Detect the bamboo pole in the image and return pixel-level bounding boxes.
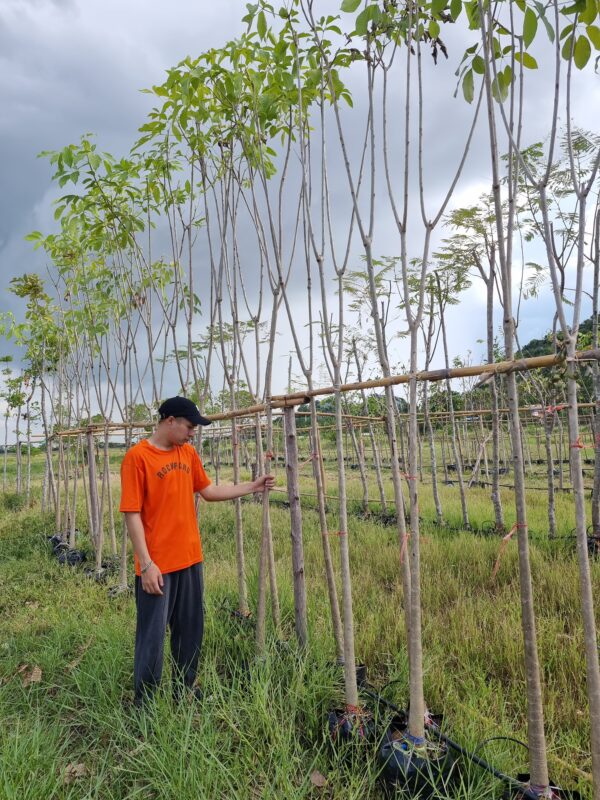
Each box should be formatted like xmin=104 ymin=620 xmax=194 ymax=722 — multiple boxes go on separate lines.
xmin=50 ymin=351 xmax=600 ymax=440
xmin=271 ymin=350 xmax=600 ymax=401
xmin=283 ymin=407 xmax=308 ymax=648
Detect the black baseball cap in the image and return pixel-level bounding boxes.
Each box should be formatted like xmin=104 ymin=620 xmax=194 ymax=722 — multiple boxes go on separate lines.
xmin=158 ymin=397 xmax=211 ymax=426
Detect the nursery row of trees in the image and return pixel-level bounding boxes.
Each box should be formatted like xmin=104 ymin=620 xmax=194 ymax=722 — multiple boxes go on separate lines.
xmin=1 ymin=0 xmax=600 ymax=796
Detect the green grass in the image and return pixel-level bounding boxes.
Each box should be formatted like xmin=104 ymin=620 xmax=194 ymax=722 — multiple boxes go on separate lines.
xmin=0 ymin=450 xmax=597 ymax=798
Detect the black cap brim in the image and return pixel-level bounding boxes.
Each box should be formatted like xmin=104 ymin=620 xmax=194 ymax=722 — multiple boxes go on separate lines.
xmin=191 ymin=412 xmax=211 ymax=426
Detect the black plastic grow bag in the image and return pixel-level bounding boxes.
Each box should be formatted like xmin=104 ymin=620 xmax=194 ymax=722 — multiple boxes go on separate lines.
xmin=378 ymin=714 xmax=456 ymax=798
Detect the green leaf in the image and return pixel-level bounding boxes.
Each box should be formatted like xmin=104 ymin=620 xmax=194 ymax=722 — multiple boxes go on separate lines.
xmin=561 ymin=33 xmax=574 ymax=58
xmin=257 ymin=10 xmax=267 ymax=39
xmin=587 ymin=24 xmax=600 ymax=48
xmin=515 ymin=50 xmax=538 ymax=68
xmin=472 ymin=54 xmax=485 ymax=73
xmin=523 ymin=7 xmax=538 ymax=47
xmin=429 ymin=19 xmax=440 ymax=37
xmin=355 ymin=4 xmax=379 ymax=35
xmin=560 ymin=23 xmax=574 ymax=39
xmin=491 ymin=71 xmax=509 ymax=102
xmin=431 ymin=0 xmax=447 ymax=14
xmin=341 ymin=0 xmax=362 ymax=10
xmin=462 ymin=68 xmax=474 ymax=103
xmin=562 ymin=0 xmax=586 ymax=14
xmin=88 ymin=153 xmax=101 ymax=171
xmin=450 ymin=0 xmax=462 ymax=19
xmin=581 ymin=0 xmax=598 ymax=23
xmin=574 ymin=33 xmax=592 ymax=66
xmin=533 ymin=1 xmax=555 ymax=41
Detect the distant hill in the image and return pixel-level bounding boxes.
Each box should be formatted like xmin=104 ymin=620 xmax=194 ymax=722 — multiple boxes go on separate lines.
xmin=517 ymin=317 xmax=594 ymax=359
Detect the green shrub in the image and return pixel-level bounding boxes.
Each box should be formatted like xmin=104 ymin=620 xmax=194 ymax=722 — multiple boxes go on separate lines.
xmin=2 ymin=492 xmax=26 ymax=512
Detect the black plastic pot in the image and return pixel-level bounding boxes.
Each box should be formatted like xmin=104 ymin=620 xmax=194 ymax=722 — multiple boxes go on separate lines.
xmin=230 ymin=608 xmax=256 ymax=629
xmin=334 ymin=659 xmax=368 ymax=688
xmin=48 ymin=534 xmax=67 ymax=553
xmin=587 ymin=533 xmax=600 ymax=558
xmin=504 ymin=773 xmax=582 ymax=800
xmin=378 ymin=716 xmax=456 ymax=798
xmin=475 ymin=520 xmax=502 ymax=538
xmin=328 ymin=706 xmax=376 ymax=744
xmin=57 ymin=548 xmax=86 ymax=566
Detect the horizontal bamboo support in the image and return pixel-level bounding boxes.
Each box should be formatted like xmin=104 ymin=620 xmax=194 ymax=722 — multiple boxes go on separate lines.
xmin=49 ymin=349 xmax=600 ymax=437
xmin=407 ymin=403 xmax=595 ymax=420
xmin=294 ymin=411 xmax=386 ymax=422
xmin=271 ymin=349 xmax=600 ymax=402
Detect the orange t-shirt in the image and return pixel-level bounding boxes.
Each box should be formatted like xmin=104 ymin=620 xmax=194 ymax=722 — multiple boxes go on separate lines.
xmin=119 ymin=439 xmax=211 ymax=576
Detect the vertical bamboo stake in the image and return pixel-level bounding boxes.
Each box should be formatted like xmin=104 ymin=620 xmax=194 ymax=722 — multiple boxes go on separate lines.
xmin=543 ymin=412 xmax=557 ymax=540
xmin=310 ymin=403 xmax=344 ymax=661
xmin=41 ymin=453 xmax=48 ymax=513
xmin=105 ymin=440 xmax=117 ymax=557
xmin=69 ymin=435 xmax=80 ymax=549
xmin=557 ymin=414 xmax=565 ymax=490
xmin=346 ymin=414 xmax=369 ymax=513
xmin=334 ymin=387 xmax=359 ymax=708
xmin=479 ymin=415 xmax=490 ymax=479
xmin=86 ymin=430 xmax=102 ymax=575
xmin=593 ymin=211 xmax=600 ymax=535
xmin=118 ymin=425 xmax=132 ymax=592
xmin=256 ymin=401 xmax=275 ymax=654
xmin=232 ymin=418 xmax=249 ymax=616
xmin=316 ymin=425 xmax=327 ymax=497
xmin=62 ymin=436 xmax=71 ymax=533
xmin=440 ymin=427 xmax=449 ymax=483
xmin=56 ymin=437 xmax=64 ymax=533
xmin=283 ymin=406 xmax=308 ymax=648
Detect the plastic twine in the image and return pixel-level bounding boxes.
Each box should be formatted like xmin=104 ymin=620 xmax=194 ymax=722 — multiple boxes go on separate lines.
xmin=298 ymin=452 xmax=316 ymax=471
xmin=491 ymin=522 xmax=527 ymax=580
xmin=406 ymin=732 xmax=426 ymax=747
xmin=545 ymin=403 xmax=567 ymax=414
xmin=400 ymin=531 xmax=411 ymax=564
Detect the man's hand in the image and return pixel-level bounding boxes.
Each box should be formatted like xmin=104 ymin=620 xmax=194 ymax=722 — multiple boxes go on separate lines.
xmin=199 ymin=474 xmax=276 ymax=502
xmin=253 ymin=474 xmax=275 ymax=493
xmin=141 ymin=562 xmax=164 ymax=595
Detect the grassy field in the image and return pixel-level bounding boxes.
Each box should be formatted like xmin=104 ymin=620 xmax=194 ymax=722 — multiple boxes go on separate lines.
xmin=0 ymin=449 xmax=597 ymax=799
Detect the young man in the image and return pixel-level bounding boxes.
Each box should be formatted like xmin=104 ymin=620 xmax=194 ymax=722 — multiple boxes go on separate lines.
xmin=120 ymin=396 xmax=274 ymax=705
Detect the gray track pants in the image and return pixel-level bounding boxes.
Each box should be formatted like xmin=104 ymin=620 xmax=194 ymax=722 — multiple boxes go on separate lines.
xmin=134 ymin=562 xmax=204 ymax=703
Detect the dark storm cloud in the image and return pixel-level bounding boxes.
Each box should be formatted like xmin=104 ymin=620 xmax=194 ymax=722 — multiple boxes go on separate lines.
xmin=0 ymin=0 xmax=244 ymax=319
xmin=0 ymin=0 xmax=597 ymax=383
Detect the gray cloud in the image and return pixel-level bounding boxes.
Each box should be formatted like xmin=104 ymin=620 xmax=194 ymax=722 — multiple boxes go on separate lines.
xmin=1 ymin=0 xmax=598 ymax=398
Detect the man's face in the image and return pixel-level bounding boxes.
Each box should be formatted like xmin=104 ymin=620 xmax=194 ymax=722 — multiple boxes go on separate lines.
xmin=168 ymin=417 xmax=198 ymax=445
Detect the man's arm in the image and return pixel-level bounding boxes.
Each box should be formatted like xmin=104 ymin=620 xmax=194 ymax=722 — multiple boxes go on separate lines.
xmin=124 ymin=511 xmax=164 ymax=595
xmin=199 ymin=473 xmax=275 ymax=502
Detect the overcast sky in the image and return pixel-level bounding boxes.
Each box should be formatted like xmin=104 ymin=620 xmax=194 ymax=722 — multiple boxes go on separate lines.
xmin=1 ymin=0 xmax=599 ymax=413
